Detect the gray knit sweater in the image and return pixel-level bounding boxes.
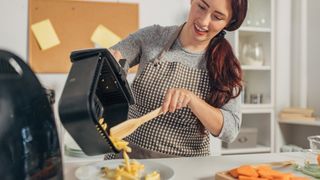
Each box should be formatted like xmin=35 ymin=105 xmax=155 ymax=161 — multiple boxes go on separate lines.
xmin=111 ymin=24 xmax=241 ymax=143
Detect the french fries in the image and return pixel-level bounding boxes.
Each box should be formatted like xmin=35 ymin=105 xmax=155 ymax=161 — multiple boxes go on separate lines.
xmin=100 ymin=131 xmax=160 ymax=180
xmin=145 ymin=171 xmax=161 ymax=180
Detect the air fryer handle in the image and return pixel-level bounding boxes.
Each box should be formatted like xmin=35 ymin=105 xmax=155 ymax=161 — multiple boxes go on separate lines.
xmin=70 ymin=48 xmax=107 ymax=62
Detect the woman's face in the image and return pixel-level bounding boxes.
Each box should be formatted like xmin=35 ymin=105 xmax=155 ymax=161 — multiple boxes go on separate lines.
xmin=185 ymin=0 xmax=233 ymax=46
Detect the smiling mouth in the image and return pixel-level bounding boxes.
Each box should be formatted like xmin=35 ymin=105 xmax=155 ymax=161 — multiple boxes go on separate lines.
xmin=194 ymin=24 xmax=208 ymax=35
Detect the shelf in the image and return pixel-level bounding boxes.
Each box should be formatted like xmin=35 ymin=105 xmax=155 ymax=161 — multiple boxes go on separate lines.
xmin=241 ymin=104 xmax=273 ymax=109
xmin=240 ymin=26 xmax=271 ymax=33
xmin=279 ymin=119 xmax=320 ymax=127
xmin=216 ymin=0 xmax=275 ymax=156
xmin=221 ymin=145 xmax=271 ymax=155
xmin=241 ymin=65 xmax=271 ymax=71
xmin=241 ymin=108 xmax=273 ymax=114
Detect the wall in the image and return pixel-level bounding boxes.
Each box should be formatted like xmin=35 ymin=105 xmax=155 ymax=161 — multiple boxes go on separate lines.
xmin=0 ymin=0 xmax=28 ymax=60
xmin=274 ymin=0 xmax=292 ymax=152
xmin=307 ymin=0 xmax=320 ymax=117
xmin=278 ymin=0 xmax=320 ymax=150
xmin=290 ymin=0 xmax=302 ymax=107
xmin=0 ymin=0 xmax=190 ymax=60
xmin=290 ymin=0 xmax=320 ymax=115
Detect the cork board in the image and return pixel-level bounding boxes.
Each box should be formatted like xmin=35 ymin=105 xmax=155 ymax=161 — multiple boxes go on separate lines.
xmin=28 ymin=0 xmax=139 ymax=73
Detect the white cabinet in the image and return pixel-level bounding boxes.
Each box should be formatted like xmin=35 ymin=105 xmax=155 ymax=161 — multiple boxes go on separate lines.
xmin=218 ymin=0 xmax=275 ymax=155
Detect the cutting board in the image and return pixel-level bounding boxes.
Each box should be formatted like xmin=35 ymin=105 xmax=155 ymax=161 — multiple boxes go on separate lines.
xmin=214 ymin=161 xmax=295 ymax=180
xmin=215 ymin=171 xmax=236 ymax=180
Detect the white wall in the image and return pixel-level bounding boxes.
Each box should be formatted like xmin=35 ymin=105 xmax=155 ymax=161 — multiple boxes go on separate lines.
xmin=290 ymin=0 xmax=320 ymax=115
xmin=306 ymin=0 xmax=320 ymax=117
xmin=274 ymin=0 xmax=292 ymax=152
xmin=0 ymin=0 xmax=190 ymax=60
xmin=278 ymin=0 xmax=320 ymax=149
xmin=0 ymin=0 xmax=28 ymax=60
xmin=290 ymin=0 xmax=303 ymax=107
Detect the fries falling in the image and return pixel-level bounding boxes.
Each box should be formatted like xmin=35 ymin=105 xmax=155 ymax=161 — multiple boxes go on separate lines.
xmin=101 ymin=133 xmax=160 ymax=180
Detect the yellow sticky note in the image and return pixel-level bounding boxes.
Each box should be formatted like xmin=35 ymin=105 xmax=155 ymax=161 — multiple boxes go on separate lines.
xmin=31 ymin=19 xmax=60 ymax=51
xmin=91 ymin=25 xmax=121 ymax=48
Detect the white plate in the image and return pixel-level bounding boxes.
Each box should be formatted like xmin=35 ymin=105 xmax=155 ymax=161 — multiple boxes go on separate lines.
xmin=75 ymin=160 xmax=174 ymax=180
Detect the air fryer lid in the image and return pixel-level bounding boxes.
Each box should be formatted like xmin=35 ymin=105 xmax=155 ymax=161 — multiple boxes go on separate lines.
xmin=59 ymin=48 xmax=135 ymax=156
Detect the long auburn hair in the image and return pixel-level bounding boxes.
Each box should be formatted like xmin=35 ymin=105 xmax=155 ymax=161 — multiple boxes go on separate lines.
xmin=205 ymin=0 xmax=247 ymax=108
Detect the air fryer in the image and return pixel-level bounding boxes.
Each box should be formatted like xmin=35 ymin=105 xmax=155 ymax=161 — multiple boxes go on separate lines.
xmin=59 ymin=48 xmax=135 ymax=156
xmin=0 ymin=50 xmax=63 ymax=179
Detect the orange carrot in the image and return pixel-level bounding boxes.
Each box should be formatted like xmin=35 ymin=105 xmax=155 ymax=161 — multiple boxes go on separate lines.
xmin=237 ymin=165 xmax=259 ymax=177
xmin=228 ymin=164 xmax=310 ymax=180
xmin=256 ymin=165 xmax=272 ymax=172
xmin=229 ymin=168 xmax=239 ymax=178
xmin=257 ymin=169 xmax=273 ymax=179
xmin=272 ymin=173 xmax=293 ymax=180
xmin=317 ymin=154 xmax=320 ymax=165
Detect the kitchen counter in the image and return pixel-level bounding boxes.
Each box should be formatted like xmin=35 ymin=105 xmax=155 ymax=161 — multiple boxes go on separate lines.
xmin=63 ymin=152 xmax=310 ymax=180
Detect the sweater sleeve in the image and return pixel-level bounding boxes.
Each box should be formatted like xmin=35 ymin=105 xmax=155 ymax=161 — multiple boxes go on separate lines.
xmin=214 ymin=96 xmax=241 ymax=143
xmin=110 ymin=25 xmax=161 ymax=73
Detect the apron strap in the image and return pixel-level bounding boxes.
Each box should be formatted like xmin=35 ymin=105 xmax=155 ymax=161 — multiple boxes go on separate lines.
xmin=154 ymin=23 xmax=185 ymax=64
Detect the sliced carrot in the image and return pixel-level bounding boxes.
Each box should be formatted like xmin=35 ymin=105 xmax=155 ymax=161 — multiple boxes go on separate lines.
xmin=228 ymin=164 xmax=310 ymax=180
xmin=237 ymin=165 xmax=259 ymax=177
xmin=239 ymin=176 xmax=254 ymax=180
xmin=272 ymin=173 xmax=293 ymax=180
xmin=257 ymin=169 xmax=273 ymax=179
xmin=229 ymin=168 xmax=239 ymax=178
xmin=317 ymin=154 xmax=320 ymax=165
xmin=258 ymin=169 xmax=282 ymax=179
xmin=256 ymin=165 xmax=272 ymax=171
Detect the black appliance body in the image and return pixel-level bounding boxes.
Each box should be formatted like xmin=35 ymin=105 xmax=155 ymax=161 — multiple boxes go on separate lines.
xmin=59 ymin=48 xmax=135 ymax=156
xmin=0 ymin=50 xmax=63 ymax=179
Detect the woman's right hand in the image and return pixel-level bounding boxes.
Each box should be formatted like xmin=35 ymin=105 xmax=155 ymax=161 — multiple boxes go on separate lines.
xmin=109 ymin=49 xmax=123 ymax=61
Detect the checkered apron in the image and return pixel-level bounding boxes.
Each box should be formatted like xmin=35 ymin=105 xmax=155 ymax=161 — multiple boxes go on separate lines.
xmin=125 ymin=25 xmax=211 ymax=157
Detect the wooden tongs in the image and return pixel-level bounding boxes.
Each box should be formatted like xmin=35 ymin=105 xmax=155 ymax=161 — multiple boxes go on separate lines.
xmin=110 ymin=107 xmax=163 ymax=139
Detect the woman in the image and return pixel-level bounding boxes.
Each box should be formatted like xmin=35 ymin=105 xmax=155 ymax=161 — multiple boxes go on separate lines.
xmin=109 ymin=0 xmax=247 ymax=158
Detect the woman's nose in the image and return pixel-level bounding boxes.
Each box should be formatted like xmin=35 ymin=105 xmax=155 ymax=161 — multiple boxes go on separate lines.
xmin=198 ymin=13 xmax=211 ymax=27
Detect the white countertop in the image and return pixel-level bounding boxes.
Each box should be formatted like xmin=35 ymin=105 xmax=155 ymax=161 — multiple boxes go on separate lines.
xmin=63 ymin=152 xmax=309 ymax=180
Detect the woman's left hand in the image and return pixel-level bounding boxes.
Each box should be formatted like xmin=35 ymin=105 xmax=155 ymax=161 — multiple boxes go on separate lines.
xmin=162 ymin=88 xmax=196 ymax=113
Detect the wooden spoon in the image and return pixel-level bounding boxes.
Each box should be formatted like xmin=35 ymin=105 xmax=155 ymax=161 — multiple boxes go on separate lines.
xmin=109 ymin=107 xmax=163 ymax=139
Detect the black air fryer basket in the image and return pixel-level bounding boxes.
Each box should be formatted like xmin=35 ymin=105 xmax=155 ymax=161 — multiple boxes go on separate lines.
xmin=59 ymin=48 xmax=135 ymax=156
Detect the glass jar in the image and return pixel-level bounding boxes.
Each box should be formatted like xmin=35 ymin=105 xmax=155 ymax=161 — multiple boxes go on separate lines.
xmin=241 ymin=42 xmax=264 ymax=66
xmin=251 ymin=43 xmax=264 ymax=65
xmin=305 ymin=135 xmax=320 ymax=166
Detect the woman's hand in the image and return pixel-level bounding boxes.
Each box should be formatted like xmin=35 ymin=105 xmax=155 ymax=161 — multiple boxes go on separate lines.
xmin=162 ymin=88 xmax=196 ymax=113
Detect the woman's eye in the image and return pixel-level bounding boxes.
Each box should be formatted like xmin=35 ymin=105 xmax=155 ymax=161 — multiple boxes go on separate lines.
xmin=198 ymin=4 xmax=206 ymax=10
xmin=214 ymin=15 xmax=223 ymax=20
